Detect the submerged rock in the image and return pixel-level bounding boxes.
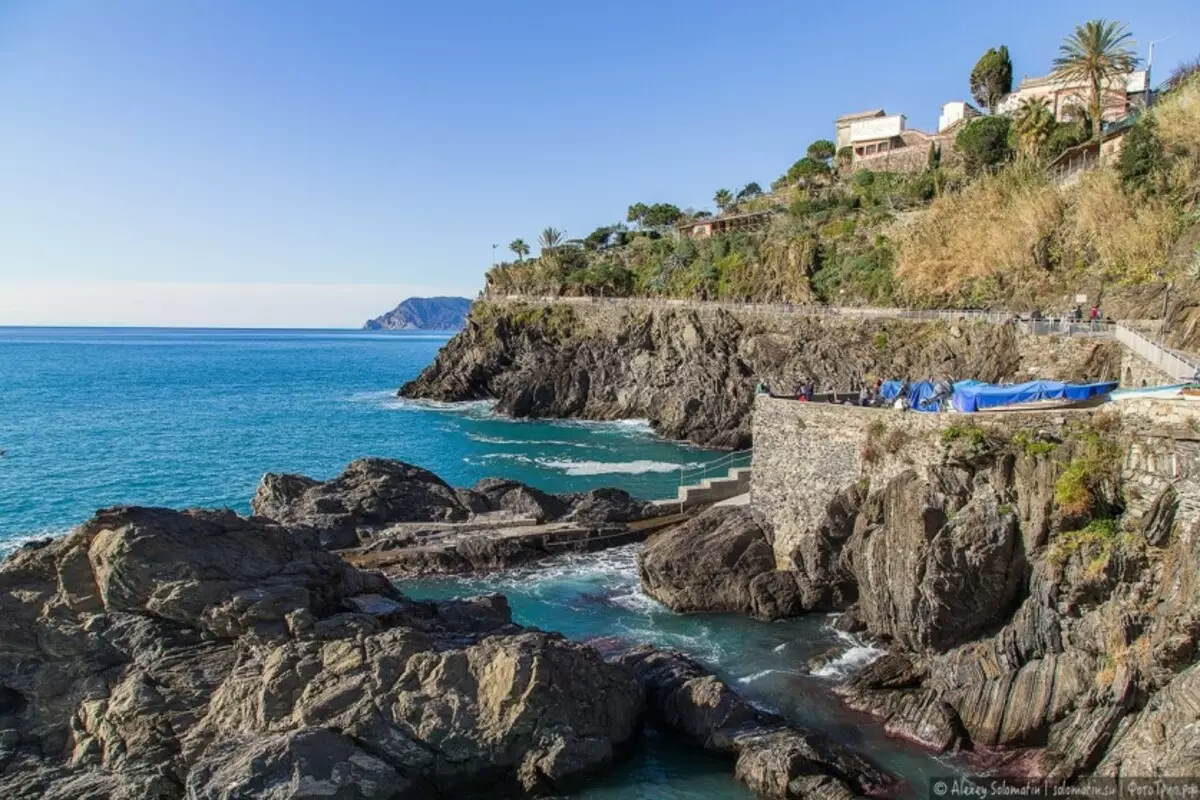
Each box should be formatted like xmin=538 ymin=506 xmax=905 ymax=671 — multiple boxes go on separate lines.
xmin=638 ymin=507 xmax=804 ymax=620
xmin=0 ymin=506 xmax=644 ymax=798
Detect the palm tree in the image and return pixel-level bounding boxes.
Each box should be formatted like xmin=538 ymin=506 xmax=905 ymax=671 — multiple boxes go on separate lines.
xmin=1051 ymin=19 xmax=1138 ymax=142
xmin=713 ymin=188 xmax=733 ymax=214
xmin=1012 ymin=97 xmax=1057 ymax=159
xmin=509 ymin=239 xmax=530 ymax=262
xmin=538 ymin=227 xmax=563 ymax=254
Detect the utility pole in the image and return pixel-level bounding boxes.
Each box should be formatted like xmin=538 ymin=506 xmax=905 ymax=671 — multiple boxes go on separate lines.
xmin=491 ymin=244 xmax=497 ymax=268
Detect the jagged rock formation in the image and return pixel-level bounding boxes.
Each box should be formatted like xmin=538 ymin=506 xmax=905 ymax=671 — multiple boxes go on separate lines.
xmin=613 ymin=645 xmax=891 ymax=799
xmin=362 ymin=296 xmax=472 ymax=331
xmin=400 ymin=301 xmax=1121 ymax=447
xmin=687 ymin=402 xmax=1200 ymax=782
xmin=638 ymin=507 xmax=805 ymax=620
xmin=252 ymin=458 xmax=657 ymax=554
xmin=0 ymin=506 xmax=645 ymax=798
xmin=253 ymin=458 xmax=470 ymax=549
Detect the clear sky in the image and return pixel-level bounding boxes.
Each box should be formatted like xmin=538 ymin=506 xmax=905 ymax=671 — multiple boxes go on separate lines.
xmin=1 ymin=0 xmax=1197 ymax=327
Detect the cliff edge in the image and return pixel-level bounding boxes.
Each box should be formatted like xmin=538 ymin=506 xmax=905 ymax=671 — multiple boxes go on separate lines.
xmin=400 ymin=299 xmax=1121 ymax=448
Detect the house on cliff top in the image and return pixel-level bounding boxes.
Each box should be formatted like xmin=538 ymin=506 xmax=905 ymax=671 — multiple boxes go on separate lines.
xmin=834 ymin=102 xmax=976 ymax=174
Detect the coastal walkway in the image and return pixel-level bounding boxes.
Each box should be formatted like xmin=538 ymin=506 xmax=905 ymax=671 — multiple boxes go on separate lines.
xmin=493 ymin=294 xmax=1200 ymax=383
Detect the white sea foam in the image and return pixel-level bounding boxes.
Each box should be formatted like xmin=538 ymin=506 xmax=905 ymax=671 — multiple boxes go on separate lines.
xmin=772 ymin=642 xmax=788 ymax=653
xmin=810 ymin=645 xmax=885 ymax=679
xmin=737 ymin=669 xmax=788 ymax=685
xmin=536 ymin=458 xmax=703 ymax=476
xmin=608 ymin=589 xmax=665 ymax=614
xmin=0 ymin=530 xmax=70 ymax=558
xmin=465 ymin=433 xmax=594 ymax=448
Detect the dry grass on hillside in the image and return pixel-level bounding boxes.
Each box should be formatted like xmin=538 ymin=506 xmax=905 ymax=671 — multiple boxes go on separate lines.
xmin=895 ymin=163 xmax=1063 ymax=305
xmin=1067 ymin=169 xmax=1182 ymax=284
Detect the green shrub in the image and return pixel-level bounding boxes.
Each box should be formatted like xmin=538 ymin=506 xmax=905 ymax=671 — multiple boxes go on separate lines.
xmin=956 ymin=116 xmax=1013 ymax=174
xmin=1012 ymin=430 xmax=1059 ymax=457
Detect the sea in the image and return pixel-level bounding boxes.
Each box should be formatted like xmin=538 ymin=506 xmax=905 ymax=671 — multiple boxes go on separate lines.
xmin=0 ymin=326 xmax=958 ymax=798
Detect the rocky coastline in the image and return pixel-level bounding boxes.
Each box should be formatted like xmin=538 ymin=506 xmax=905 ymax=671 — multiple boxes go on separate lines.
xmin=399 ymin=300 xmax=1121 ymax=448
xmin=0 ymin=459 xmax=898 ymax=798
xmin=638 ymin=402 xmax=1200 ymax=783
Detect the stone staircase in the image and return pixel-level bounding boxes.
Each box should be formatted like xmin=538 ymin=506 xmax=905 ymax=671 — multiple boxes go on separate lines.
xmin=655 ymin=464 xmax=752 ymax=511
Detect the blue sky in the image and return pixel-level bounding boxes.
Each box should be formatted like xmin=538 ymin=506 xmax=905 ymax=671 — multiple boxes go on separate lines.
xmin=1 ymin=0 xmax=1197 ymax=325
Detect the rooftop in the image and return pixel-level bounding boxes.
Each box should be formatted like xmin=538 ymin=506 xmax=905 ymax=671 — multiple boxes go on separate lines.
xmin=836 ymin=108 xmax=886 ymax=123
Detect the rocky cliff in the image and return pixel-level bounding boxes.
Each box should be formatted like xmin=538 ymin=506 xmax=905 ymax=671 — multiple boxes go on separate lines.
xmin=641 ymin=399 xmax=1200 ymax=781
xmin=363 ymin=296 xmax=472 ymax=331
xmin=400 ymin=300 xmax=1121 ymax=448
xmin=0 ymin=506 xmax=644 ymax=798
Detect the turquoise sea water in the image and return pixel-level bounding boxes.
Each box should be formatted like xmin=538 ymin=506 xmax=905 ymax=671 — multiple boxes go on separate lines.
xmin=0 ymin=327 xmax=956 ymax=797
xmin=0 ymin=327 xmax=728 ymax=548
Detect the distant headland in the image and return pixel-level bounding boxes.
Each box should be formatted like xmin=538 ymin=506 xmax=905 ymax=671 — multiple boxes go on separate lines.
xmin=362 ymin=296 xmax=472 ymax=330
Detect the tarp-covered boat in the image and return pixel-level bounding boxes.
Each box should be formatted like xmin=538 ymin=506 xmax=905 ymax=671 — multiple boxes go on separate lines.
xmin=950 ymin=379 xmax=1117 ymax=413
xmin=878 ymin=379 xmax=1118 ymax=413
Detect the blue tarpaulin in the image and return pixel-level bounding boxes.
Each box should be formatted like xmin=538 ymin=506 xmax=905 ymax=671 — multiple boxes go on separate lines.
xmin=950 ymin=380 xmax=1117 ymax=413
xmin=879 ymin=380 xmax=950 ymax=412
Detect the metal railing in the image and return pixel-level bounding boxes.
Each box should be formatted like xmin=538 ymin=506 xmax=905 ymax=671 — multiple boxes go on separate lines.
xmin=1114 ymin=324 xmax=1200 ymax=382
xmin=677 ymin=449 xmax=753 ymax=489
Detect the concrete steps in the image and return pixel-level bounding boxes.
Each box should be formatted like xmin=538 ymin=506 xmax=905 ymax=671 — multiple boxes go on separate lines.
xmin=654 ymin=466 xmax=752 ymax=511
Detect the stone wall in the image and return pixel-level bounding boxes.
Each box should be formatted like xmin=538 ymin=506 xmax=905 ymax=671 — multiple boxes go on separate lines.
xmin=1119 ymin=348 xmax=1175 ymax=387
xmin=750 ymin=395 xmax=1200 ymax=567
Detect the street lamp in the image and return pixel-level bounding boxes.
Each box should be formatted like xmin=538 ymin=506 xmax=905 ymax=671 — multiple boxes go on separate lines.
xmin=492 ymin=244 xmax=497 ymax=268
xmin=1147 ymin=34 xmax=1177 ymax=108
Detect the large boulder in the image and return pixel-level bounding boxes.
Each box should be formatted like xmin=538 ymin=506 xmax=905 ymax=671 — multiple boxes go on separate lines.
xmin=638 ymin=507 xmax=804 ymax=620
xmin=252 ymin=458 xmax=470 ymax=548
xmin=848 ymin=468 xmax=1027 ymax=652
xmin=614 ymin=645 xmax=890 ymax=799
xmin=0 ymin=506 xmax=644 ymax=799
xmin=469 ymin=477 xmax=568 ymax=522
xmin=560 ymin=488 xmax=655 ymax=524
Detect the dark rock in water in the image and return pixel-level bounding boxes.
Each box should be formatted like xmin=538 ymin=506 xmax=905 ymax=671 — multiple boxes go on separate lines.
xmin=362 ymin=296 xmax=472 ymax=331
xmin=560 ymin=487 xmax=657 ymax=524
xmin=803 ymin=647 xmax=846 ymax=675
xmin=252 ymin=457 xmax=470 ymax=548
xmin=613 ymin=645 xmax=891 ymax=799
xmin=0 ymin=505 xmax=644 ymax=798
xmin=470 ymin=477 xmax=569 ymax=522
xmin=638 ymin=506 xmax=804 ymax=620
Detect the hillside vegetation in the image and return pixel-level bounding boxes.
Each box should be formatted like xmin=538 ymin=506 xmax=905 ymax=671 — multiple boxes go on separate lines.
xmin=486 ymin=70 xmax=1200 ymax=315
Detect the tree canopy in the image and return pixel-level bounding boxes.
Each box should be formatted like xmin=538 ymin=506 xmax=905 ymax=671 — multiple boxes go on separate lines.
xmin=1052 ymin=19 xmax=1138 ymax=141
xmin=955 ymin=116 xmax=1013 ymax=173
xmin=508 ymin=239 xmax=530 ymax=261
xmin=969 ymin=46 xmax=1013 ymax=112
xmin=627 ymin=202 xmax=684 ymax=228
xmin=713 ymin=189 xmax=734 ymax=213
xmin=806 ymin=139 xmax=837 ymax=162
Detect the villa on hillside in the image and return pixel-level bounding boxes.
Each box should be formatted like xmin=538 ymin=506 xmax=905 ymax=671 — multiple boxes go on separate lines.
xmin=677 ymin=209 xmax=775 ymax=239
xmin=996 ymin=69 xmax=1148 ymax=122
xmin=834 ymin=101 xmax=976 ymax=174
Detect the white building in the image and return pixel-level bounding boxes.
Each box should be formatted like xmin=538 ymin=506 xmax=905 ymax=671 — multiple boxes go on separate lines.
xmin=938 ymin=101 xmax=981 ymax=133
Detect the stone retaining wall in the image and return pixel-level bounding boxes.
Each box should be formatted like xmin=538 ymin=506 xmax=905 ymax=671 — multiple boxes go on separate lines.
xmin=750 ymin=395 xmax=1200 ymax=568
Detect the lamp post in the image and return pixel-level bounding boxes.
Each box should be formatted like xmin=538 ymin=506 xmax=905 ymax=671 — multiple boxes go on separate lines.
xmin=492 ymin=244 xmax=497 ymax=268
xmin=1147 ymin=34 xmax=1177 ymax=108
